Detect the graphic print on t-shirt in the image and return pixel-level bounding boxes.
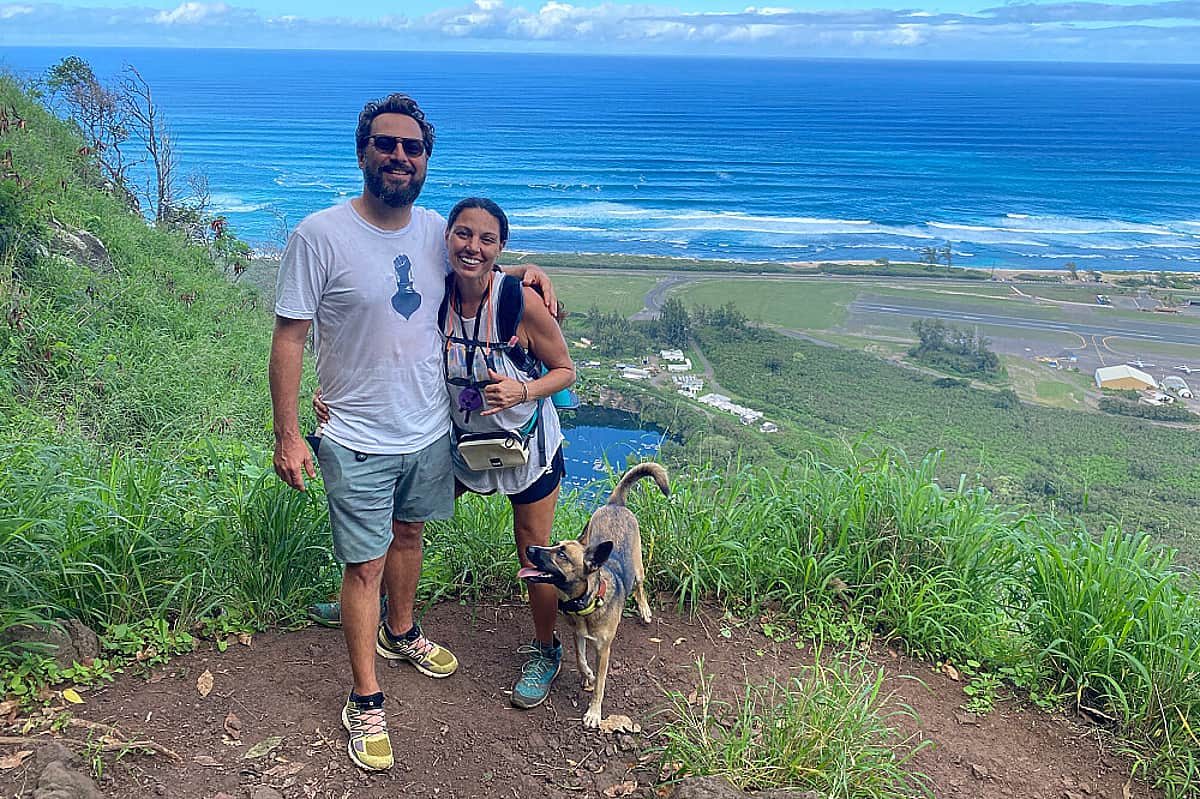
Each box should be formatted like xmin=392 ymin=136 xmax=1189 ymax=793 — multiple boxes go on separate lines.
xmin=390 ymin=253 xmax=422 ymax=319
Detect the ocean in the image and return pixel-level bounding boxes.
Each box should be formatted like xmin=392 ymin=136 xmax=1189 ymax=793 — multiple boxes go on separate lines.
xmin=4 ymin=48 xmax=1200 ymax=271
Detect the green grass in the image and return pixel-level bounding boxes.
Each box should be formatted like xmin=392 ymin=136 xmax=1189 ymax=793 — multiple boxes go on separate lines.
xmin=553 ymin=273 xmax=660 ymax=318
xmin=1020 ymin=286 xmax=1128 ymax=303
xmin=501 ymin=250 xmax=794 ymax=273
xmin=658 ymin=658 xmax=930 ymax=797
xmin=640 ymin=454 xmax=1200 ymax=797
xmin=675 ymin=278 xmax=854 ymax=330
xmin=1002 ymin=357 xmax=1090 ymax=410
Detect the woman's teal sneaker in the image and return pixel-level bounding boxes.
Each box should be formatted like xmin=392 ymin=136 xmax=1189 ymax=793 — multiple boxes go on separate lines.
xmin=510 ymin=638 xmax=562 ymax=709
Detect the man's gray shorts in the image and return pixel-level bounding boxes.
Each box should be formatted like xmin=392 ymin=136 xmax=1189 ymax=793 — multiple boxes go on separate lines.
xmin=316 ymin=433 xmax=454 ymax=565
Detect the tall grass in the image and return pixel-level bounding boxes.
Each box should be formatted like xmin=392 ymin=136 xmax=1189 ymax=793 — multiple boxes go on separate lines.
xmin=657 ymin=658 xmax=930 ymax=798
xmin=0 ymin=442 xmax=337 ymax=644
xmin=631 ymin=451 xmax=1199 ymax=797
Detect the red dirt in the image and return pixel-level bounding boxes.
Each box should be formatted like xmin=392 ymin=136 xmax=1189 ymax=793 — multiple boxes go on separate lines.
xmin=1 ymin=601 xmax=1156 ymax=799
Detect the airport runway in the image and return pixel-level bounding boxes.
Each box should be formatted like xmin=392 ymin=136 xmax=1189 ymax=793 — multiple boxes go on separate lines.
xmin=849 ymin=301 xmax=1200 ymax=347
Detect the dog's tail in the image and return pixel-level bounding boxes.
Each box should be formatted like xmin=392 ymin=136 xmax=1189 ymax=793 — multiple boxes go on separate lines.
xmin=608 ymin=462 xmax=670 ymax=507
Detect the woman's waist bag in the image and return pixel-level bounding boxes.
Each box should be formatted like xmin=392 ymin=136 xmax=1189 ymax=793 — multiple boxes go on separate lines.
xmin=454 ymin=408 xmax=540 ymax=471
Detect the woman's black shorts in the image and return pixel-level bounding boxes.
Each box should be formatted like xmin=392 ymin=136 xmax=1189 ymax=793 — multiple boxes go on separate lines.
xmin=509 ymin=446 xmax=566 ymax=505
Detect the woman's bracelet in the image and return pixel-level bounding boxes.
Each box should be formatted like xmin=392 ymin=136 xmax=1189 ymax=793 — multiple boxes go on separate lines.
xmin=521 ymin=383 xmax=529 ymax=403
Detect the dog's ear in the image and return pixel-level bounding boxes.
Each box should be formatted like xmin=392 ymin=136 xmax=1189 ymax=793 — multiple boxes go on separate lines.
xmin=584 ymin=540 xmax=613 ymax=572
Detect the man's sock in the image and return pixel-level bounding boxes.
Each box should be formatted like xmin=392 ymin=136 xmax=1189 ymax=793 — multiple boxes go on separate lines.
xmin=349 ymin=690 xmax=384 ymax=708
xmin=384 ymin=623 xmax=422 ymax=643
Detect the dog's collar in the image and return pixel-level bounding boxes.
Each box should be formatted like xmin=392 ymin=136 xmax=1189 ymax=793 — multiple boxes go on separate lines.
xmin=559 ymin=578 xmax=607 ymax=617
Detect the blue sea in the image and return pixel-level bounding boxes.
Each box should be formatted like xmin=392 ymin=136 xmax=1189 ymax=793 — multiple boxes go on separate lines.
xmin=5 ymin=48 xmax=1200 ymax=271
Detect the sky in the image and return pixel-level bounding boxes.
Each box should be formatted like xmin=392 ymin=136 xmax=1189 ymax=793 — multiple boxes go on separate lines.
xmin=2 ymin=0 xmax=1198 ymax=62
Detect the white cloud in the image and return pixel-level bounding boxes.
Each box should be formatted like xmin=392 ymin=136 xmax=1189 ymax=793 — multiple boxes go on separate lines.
xmin=1 ymin=0 xmax=1198 ymax=61
xmin=154 ymin=1 xmax=230 ymax=24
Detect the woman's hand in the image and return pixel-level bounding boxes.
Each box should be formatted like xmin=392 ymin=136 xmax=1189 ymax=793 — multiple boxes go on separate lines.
xmin=480 ymin=369 xmax=529 ymax=415
xmin=313 ymin=387 xmax=330 ymax=424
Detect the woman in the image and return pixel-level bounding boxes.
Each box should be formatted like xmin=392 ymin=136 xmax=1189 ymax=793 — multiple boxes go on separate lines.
xmin=317 ymin=197 xmax=575 ymax=710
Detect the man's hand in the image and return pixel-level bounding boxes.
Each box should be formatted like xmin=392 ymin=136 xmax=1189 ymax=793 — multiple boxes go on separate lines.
xmin=274 ymin=433 xmax=316 ymax=491
xmin=313 ymin=387 xmax=330 ymax=424
xmin=269 ymin=315 xmax=314 ymax=491
xmin=517 ymin=265 xmax=559 ymax=319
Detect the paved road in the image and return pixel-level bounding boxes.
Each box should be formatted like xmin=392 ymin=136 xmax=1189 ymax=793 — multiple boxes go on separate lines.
xmin=850 ymin=301 xmax=1200 ymax=347
xmin=630 ymin=275 xmax=694 ymax=321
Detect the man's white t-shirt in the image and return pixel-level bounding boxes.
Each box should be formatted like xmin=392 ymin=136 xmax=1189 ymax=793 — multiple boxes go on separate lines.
xmin=275 ymin=201 xmax=451 ymax=454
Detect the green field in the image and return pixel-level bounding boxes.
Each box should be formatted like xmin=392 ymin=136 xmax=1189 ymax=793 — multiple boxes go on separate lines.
xmin=1003 ymin=357 xmax=1092 ymax=410
xmin=673 ymin=278 xmax=856 ymax=330
xmin=1019 ymin=285 xmax=1124 ymax=303
xmin=554 ymin=273 xmax=659 ymax=317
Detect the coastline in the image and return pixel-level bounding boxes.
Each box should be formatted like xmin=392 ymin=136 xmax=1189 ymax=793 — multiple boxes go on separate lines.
xmin=251 ymin=250 xmax=1200 ymax=283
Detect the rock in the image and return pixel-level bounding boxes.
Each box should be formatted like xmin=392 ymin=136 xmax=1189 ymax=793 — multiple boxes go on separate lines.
xmin=61 ymin=620 xmax=100 ymax=662
xmin=970 ymin=763 xmax=990 ymax=780
xmin=668 ymin=776 xmax=821 ymax=799
xmin=36 ymin=742 xmax=78 ymax=768
xmin=0 ymin=624 xmax=73 ymax=670
xmin=49 ymin=221 xmax=112 ymax=274
xmin=251 ymin=788 xmax=284 ymax=799
xmin=0 ymin=620 xmax=101 ymax=670
xmin=34 ymin=760 xmax=104 ymax=799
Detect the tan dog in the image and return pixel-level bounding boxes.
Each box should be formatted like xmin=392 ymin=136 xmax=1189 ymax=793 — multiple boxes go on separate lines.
xmin=519 ymin=462 xmax=669 ymax=728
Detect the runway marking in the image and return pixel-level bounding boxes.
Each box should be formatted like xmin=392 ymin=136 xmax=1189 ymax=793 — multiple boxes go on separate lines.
xmin=850 ymin=301 xmax=1200 ymax=347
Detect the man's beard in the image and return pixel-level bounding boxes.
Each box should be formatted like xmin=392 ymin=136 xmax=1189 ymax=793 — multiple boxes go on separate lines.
xmin=364 ymin=165 xmax=425 ymax=208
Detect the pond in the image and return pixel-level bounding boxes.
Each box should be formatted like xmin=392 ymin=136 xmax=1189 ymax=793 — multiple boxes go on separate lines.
xmin=558 ymin=407 xmax=665 ymax=501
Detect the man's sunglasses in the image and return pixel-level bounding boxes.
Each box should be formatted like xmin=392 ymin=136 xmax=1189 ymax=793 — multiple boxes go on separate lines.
xmin=367 ymin=135 xmax=427 ymax=157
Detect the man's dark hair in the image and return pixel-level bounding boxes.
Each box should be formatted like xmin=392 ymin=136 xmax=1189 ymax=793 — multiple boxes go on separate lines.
xmin=447 ymin=197 xmax=509 ymax=245
xmin=356 ymin=93 xmax=435 ymax=158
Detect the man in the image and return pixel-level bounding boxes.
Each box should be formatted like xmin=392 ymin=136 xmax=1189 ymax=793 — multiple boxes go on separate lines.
xmin=269 ymin=93 xmax=553 ymax=772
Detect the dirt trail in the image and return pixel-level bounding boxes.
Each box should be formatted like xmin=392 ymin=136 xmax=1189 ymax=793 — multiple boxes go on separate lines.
xmin=1 ymin=602 xmax=1156 ymax=799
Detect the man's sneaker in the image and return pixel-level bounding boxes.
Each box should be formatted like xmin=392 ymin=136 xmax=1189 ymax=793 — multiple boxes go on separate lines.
xmin=306 ymin=595 xmax=388 ymax=629
xmin=341 ymin=691 xmax=393 ymax=771
xmin=511 ymin=638 xmax=562 ymax=709
xmin=376 ymin=622 xmax=458 ymax=678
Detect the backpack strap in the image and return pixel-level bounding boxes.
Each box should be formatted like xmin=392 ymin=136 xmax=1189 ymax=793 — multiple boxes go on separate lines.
xmin=495 ymin=272 xmax=541 ymax=380
xmin=436 ymin=272 xmax=456 ymax=333
xmin=495 ymin=270 xmax=524 ymax=343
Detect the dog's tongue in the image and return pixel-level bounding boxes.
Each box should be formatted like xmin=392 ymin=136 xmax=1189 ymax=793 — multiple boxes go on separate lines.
xmin=517 ymin=567 xmax=547 ymax=580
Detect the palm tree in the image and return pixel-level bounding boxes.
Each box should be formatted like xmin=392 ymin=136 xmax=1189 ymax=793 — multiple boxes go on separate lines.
xmin=940 ymin=244 xmax=953 ymax=271
xmin=1065 ymin=261 xmax=1079 ymax=281
xmin=919 ymin=246 xmax=939 ymax=267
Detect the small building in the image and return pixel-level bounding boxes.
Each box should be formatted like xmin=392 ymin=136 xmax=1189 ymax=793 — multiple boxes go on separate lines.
xmin=666 ymin=360 xmax=692 ymax=373
xmin=760 ymin=421 xmax=779 ymax=433
xmin=1094 ymin=365 xmax=1156 ymax=391
xmin=621 ymin=368 xmax=650 ymax=380
xmin=659 ymin=349 xmax=686 ymax=362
